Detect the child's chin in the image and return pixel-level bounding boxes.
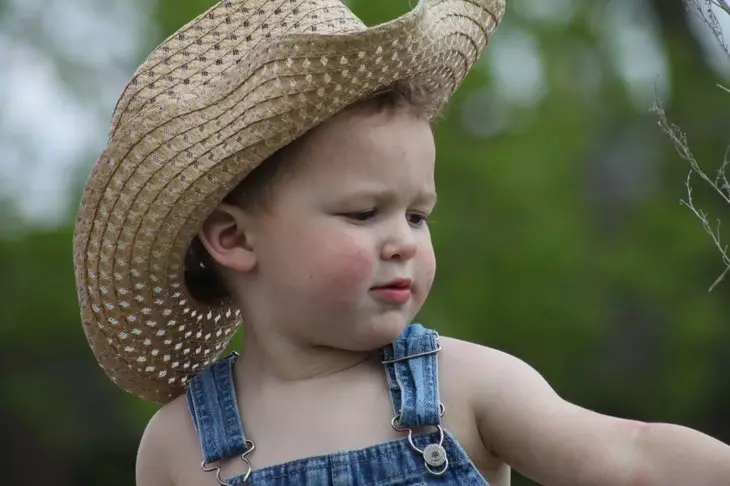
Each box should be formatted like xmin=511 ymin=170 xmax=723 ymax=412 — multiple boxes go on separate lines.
xmin=352 ymin=318 xmax=409 ymax=350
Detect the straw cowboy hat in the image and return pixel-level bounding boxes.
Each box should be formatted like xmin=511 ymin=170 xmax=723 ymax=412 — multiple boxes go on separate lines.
xmin=73 ymin=0 xmax=505 ymax=403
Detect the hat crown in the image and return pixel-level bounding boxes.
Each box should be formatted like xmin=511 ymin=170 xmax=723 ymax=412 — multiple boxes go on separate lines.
xmin=111 ymin=0 xmax=367 ymax=138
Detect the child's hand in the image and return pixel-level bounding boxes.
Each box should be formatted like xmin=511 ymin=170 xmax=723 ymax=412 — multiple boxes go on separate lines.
xmin=446 ymin=338 xmax=730 ymax=485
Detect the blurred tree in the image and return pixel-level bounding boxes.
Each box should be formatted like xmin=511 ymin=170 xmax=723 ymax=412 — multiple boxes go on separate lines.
xmin=0 ymin=227 xmax=146 ymax=485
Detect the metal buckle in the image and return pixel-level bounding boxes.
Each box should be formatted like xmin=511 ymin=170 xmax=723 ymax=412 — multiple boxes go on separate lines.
xmin=390 ymin=402 xmax=449 ymax=476
xmin=200 ymin=440 xmax=255 ymax=485
xmin=381 ymin=335 xmax=442 ymax=364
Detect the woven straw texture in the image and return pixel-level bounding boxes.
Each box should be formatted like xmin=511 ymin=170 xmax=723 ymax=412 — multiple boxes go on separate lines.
xmin=73 ymin=0 xmax=505 ymax=403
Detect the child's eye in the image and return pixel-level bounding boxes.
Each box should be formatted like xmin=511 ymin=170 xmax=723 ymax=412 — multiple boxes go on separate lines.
xmin=346 ymin=209 xmax=377 ymax=222
xmin=407 ymin=212 xmax=429 ymax=227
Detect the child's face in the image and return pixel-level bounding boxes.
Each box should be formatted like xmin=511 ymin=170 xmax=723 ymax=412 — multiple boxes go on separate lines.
xmin=240 ymin=106 xmax=437 ymax=350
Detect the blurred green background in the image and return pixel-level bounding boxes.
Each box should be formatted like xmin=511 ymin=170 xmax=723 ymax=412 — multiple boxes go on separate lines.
xmin=2 ymin=0 xmax=729 ymax=484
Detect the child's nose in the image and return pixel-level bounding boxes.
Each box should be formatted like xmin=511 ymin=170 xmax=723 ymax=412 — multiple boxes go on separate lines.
xmin=380 ymin=227 xmax=418 ymax=261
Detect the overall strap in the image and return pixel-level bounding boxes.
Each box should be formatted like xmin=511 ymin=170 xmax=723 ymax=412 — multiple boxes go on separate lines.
xmin=380 ymin=323 xmax=442 ymax=427
xmin=186 ymin=353 xmax=249 ymax=464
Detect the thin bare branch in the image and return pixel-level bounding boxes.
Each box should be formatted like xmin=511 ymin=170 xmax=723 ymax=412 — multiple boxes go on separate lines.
xmin=688 ymin=0 xmax=730 ymax=61
xmin=652 ymin=102 xmax=730 ymax=205
xmin=678 ymin=171 xmax=730 ymax=290
xmin=654 ymin=1 xmax=730 ymax=290
xmin=711 ymin=0 xmax=730 ymax=16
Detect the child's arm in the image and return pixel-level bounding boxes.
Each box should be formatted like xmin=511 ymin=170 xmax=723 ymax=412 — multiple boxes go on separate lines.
xmin=446 ymin=338 xmax=730 ymax=486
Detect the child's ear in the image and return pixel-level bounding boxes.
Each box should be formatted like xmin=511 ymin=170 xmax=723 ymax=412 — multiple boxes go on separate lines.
xmin=197 ymin=203 xmax=257 ymax=272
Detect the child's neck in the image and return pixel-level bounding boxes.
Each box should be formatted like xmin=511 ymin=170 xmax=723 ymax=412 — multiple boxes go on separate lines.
xmin=235 ymin=326 xmax=376 ymax=384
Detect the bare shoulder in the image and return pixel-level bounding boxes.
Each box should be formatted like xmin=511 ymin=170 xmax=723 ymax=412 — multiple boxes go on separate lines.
xmin=439 ymin=334 xmax=557 ymax=405
xmin=438 ymin=335 xmax=534 ymax=393
xmin=136 ymin=394 xmax=196 ymax=486
xmin=437 ymin=336 xmax=529 ymax=479
xmin=437 ymin=336 xmax=555 ymax=443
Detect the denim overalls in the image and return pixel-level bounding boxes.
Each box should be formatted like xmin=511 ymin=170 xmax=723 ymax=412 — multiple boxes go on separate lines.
xmin=186 ymin=324 xmax=490 ymax=485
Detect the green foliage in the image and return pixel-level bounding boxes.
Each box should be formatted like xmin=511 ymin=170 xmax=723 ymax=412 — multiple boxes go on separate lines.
xmin=156 ymin=0 xmax=221 ymax=38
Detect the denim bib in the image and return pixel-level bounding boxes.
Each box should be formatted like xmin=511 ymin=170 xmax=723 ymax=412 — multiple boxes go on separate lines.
xmin=186 ymin=324 xmax=490 ymax=485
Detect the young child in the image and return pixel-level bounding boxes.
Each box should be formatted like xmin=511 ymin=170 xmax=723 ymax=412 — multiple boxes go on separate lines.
xmin=73 ymin=0 xmax=730 ymax=485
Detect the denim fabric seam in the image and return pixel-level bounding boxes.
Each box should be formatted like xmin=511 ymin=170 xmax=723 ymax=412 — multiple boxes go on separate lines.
xmin=187 ymin=376 xmax=208 ymax=461
xmin=425 ymin=336 xmax=439 ymax=424
xmin=236 ymin=439 xmax=485 ymax=485
xmin=369 ymin=467 xmax=431 ymax=486
xmin=382 ymin=344 xmax=403 ymax=419
xmin=390 ymin=328 xmax=441 ymax=427
xmin=232 ymin=435 xmax=469 ymax=482
xmin=188 ymin=370 xmax=219 ymax=464
xmin=186 ymin=354 xmax=249 ymax=464
xmin=392 ymin=357 xmax=406 ymax=420
xmin=222 ymin=355 xmax=247 ymax=449
xmin=382 ymin=326 xmax=442 ymax=427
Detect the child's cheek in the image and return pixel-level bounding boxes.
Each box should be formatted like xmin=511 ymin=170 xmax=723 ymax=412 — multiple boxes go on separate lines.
xmin=413 ymin=250 xmax=436 ymax=306
xmin=314 ymin=238 xmax=374 ymax=294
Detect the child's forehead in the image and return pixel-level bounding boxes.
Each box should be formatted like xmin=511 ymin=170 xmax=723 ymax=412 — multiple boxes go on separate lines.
xmin=298 ymin=109 xmax=434 ymax=163
xmin=261 ymin=106 xmax=435 ymax=197
xmin=284 ymin=151 xmax=437 ymax=203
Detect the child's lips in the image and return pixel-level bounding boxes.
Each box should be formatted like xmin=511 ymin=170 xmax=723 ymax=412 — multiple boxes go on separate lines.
xmin=370 ymin=287 xmax=412 ymax=303
xmin=370 ymin=278 xmax=413 ymax=304
xmin=372 ymin=278 xmax=412 ymax=290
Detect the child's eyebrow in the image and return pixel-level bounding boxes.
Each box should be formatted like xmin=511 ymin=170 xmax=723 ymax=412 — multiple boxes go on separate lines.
xmin=345 ymin=188 xmax=438 ymax=205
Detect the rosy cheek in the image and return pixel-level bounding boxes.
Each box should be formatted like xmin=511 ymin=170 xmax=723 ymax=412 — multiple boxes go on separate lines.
xmin=417 ymin=246 xmax=436 ymax=285
xmin=326 ymin=247 xmax=374 ymax=290
xmin=298 ymin=227 xmax=376 ymax=292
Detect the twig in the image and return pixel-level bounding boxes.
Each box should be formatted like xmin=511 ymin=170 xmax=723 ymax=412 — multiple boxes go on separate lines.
xmin=688 ymin=0 xmax=730 ymax=62
xmin=652 ymin=0 xmax=730 ymax=290
xmin=653 ymin=103 xmax=730 ymax=206
xmin=652 ymin=98 xmax=730 ymax=291
xmin=679 ymin=172 xmax=730 ymax=291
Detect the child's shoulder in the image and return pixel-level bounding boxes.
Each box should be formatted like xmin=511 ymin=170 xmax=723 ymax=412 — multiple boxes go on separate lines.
xmin=437 ymin=335 xmax=557 ymax=441
xmin=136 ymin=394 xmax=198 ymax=486
xmin=438 ymin=334 xmax=539 ymax=392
